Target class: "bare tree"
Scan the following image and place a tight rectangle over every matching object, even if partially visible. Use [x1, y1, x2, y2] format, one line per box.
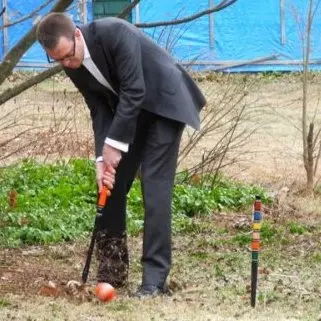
[177, 74, 259, 187]
[296, 0, 321, 194]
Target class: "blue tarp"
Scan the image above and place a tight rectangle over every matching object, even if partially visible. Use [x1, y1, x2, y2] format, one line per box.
[139, 0, 321, 71]
[1, 0, 321, 72]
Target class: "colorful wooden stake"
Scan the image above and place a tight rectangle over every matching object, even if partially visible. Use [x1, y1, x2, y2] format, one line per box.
[251, 196, 262, 307]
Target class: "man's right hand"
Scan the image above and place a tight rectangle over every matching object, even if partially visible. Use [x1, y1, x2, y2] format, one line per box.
[96, 161, 115, 194]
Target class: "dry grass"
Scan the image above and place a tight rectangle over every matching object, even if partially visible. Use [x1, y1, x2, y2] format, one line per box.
[2, 72, 321, 190]
[1, 215, 321, 321]
[0, 295, 311, 321]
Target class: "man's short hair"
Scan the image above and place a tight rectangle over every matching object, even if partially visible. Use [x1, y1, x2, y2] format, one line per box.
[36, 13, 75, 50]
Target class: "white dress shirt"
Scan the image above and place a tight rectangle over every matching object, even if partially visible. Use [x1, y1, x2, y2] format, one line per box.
[80, 31, 129, 161]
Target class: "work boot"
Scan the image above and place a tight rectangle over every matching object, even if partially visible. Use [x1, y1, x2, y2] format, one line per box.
[95, 230, 129, 288]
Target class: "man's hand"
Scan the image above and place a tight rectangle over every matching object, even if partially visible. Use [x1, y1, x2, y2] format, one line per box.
[99, 144, 122, 191]
[103, 144, 122, 169]
[96, 161, 114, 194]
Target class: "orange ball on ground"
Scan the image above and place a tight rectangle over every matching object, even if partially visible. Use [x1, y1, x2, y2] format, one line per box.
[95, 282, 116, 302]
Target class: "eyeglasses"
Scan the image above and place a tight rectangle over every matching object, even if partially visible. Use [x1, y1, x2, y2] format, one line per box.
[46, 37, 76, 64]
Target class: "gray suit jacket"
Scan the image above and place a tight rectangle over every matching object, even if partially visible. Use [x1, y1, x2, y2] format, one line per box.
[64, 17, 206, 157]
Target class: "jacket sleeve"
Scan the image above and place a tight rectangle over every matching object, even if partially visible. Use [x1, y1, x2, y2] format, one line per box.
[65, 70, 114, 158]
[81, 89, 114, 158]
[101, 23, 146, 144]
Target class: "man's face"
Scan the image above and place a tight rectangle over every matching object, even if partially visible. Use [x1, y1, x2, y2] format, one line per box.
[46, 29, 84, 68]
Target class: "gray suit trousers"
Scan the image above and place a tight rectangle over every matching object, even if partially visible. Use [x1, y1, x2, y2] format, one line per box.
[99, 110, 184, 287]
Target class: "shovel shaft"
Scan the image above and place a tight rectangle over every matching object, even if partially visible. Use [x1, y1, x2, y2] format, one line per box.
[82, 186, 109, 284]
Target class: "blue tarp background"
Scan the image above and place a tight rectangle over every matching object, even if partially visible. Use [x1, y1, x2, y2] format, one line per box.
[1, 0, 321, 71]
[0, 0, 91, 66]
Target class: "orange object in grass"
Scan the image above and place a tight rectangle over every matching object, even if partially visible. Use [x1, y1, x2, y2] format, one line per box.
[95, 282, 116, 302]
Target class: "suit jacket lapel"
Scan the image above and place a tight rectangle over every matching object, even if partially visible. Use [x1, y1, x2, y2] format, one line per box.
[79, 24, 118, 93]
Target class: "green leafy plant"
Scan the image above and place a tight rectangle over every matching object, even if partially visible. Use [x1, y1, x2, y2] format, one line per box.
[0, 159, 272, 247]
[260, 221, 281, 243]
[173, 174, 270, 216]
[0, 159, 96, 246]
[288, 221, 308, 235]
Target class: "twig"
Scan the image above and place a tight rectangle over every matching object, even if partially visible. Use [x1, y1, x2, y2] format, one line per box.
[117, 0, 141, 19]
[135, 0, 237, 28]
[0, 0, 54, 30]
[0, 6, 5, 17]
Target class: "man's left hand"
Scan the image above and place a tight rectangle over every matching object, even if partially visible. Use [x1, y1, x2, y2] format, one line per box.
[103, 144, 122, 169]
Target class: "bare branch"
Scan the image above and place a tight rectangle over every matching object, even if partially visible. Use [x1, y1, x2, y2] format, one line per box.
[0, 0, 73, 88]
[313, 128, 321, 149]
[117, 0, 141, 19]
[0, 6, 5, 17]
[135, 0, 237, 28]
[0, 65, 62, 105]
[311, 0, 321, 21]
[0, 0, 54, 30]
[0, 126, 45, 148]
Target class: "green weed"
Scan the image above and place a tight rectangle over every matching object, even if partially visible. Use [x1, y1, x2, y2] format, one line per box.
[0, 298, 10, 308]
[0, 159, 272, 247]
[288, 221, 308, 235]
[312, 252, 321, 262]
[191, 251, 209, 260]
[258, 289, 279, 304]
[260, 222, 281, 243]
[109, 301, 131, 312]
[232, 233, 252, 246]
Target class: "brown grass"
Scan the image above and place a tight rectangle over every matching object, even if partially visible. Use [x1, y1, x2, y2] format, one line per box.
[2, 72, 320, 189]
[1, 218, 320, 321]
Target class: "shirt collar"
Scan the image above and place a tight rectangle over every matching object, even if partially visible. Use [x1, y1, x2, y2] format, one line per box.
[79, 30, 91, 60]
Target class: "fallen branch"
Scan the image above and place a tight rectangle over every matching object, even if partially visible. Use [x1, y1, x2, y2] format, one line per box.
[212, 54, 280, 71]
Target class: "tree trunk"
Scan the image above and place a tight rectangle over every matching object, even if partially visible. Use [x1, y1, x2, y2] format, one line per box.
[302, 0, 314, 195]
[306, 122, 314, 194]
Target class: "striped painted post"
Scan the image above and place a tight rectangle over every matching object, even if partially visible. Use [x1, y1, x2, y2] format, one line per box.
[251, 196, 263, 307]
